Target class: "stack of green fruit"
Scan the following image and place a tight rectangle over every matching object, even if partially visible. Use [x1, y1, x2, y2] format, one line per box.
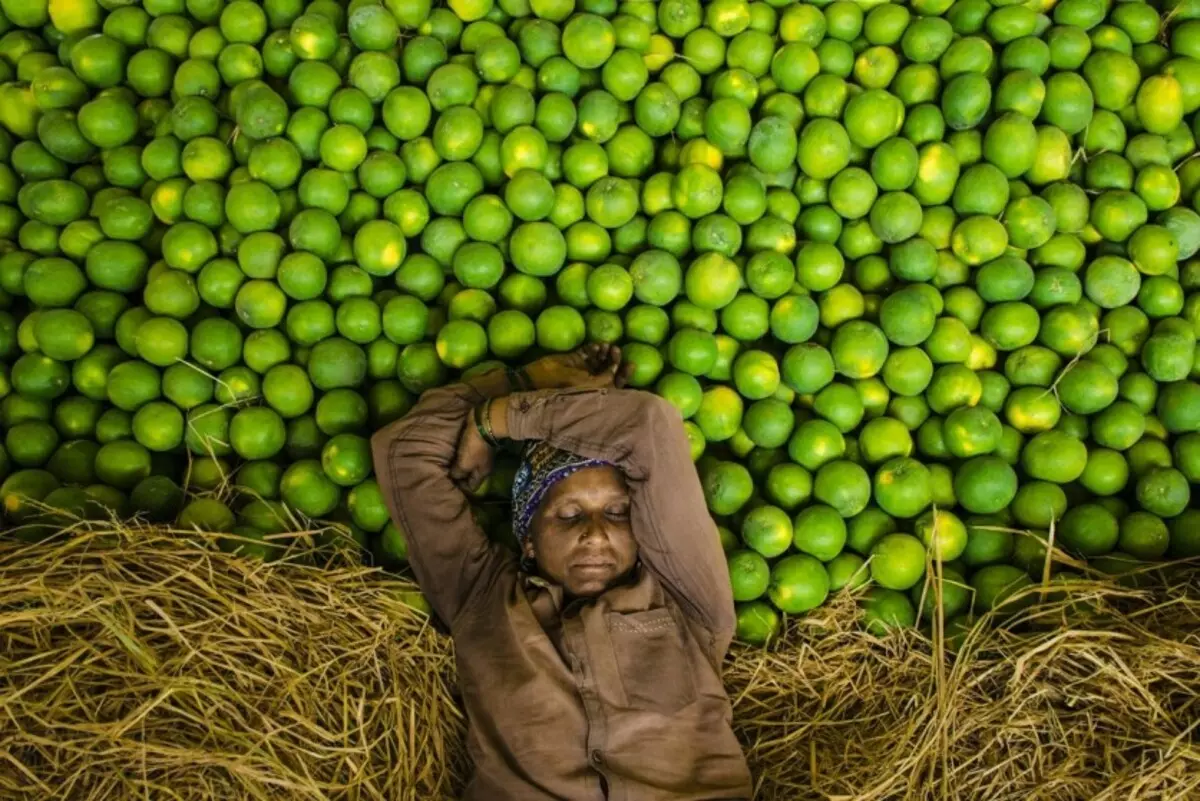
[1, 0, 1199, 641]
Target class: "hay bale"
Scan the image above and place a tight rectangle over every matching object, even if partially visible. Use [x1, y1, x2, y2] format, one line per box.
[728, 577, 1200, 800]
[1, 526, 1198, 801]
[0, 525, 466, 801]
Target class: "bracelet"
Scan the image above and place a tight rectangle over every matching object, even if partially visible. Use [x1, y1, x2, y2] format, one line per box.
[474, 399, 498, 446]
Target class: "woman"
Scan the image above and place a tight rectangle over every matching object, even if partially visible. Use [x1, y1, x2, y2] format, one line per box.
[372, 344, 752, 801]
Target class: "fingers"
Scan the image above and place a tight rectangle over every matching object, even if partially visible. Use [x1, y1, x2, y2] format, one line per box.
[603, 344, 627, 385]
[450, 449, 474, 481]
[451, 459, 488, 492]
[587, 343, 619, 374]
[580, 342, 608, 372]
[605, 344, 622, 375]
[570, 343, 629, 386]
[592, 344, 610, 373]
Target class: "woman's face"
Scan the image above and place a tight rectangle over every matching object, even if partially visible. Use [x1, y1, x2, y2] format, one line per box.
[525, 466, 639, 598]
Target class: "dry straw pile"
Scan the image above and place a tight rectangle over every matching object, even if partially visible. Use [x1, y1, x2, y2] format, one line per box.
[1, 525, 1198, 801]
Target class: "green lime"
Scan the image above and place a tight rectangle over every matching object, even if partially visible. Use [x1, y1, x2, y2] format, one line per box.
[971, 564, 1033, 613]
[1135, 467, 1191, 517]
[281, 459, 341, 517]
[728, 549, 770, 602]
[770, 295, 821, 345]
[743, 399, 794, 449]
[1118, 511, 1170, 560]
[954, 455, 1018, 514]
[535, 306, 585, 352]
[730, 350, 779, 401]
[869, 532, 926, 591]
[695, 386, 744, 443]
[742, 504, 793, 558]
[791, 504, 846, 561]
[229, 407, 286, 460]
[734, 600, 780, 644]
[668, 328, 718, 376]
[1058, 503, 1119, 556]
[813, 459, 870, 517]
[768, 554, 829, 613]
[702, 460, 753, 515]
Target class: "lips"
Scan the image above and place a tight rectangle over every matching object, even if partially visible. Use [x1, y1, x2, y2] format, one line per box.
[571, 559, 616, 574]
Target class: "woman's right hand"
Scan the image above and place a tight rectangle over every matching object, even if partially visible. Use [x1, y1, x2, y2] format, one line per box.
[525, 344, 634, 390]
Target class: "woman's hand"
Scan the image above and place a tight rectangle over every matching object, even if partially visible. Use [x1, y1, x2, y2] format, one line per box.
[450, 414, 493, 493]
[525, 344, 634, 390]
[452, 345, 631, 488]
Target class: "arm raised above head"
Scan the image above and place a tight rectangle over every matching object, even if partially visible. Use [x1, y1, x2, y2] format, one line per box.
[496, 386, 735, 641]
[370, 369, 512, 626]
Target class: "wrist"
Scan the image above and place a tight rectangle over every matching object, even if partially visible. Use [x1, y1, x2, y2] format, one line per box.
[474, 400, 499, 447]
[506, 364, 534, 392]
[522, 361, 553, 390]
[487, 395, 512, 440]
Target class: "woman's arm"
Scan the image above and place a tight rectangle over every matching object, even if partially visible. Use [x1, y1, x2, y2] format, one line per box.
[371, 346, 634, 625]
[492, 388, 736, 640]
[370, 369, 512, 627]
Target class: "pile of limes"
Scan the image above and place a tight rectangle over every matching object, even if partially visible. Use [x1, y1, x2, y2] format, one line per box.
[1, 0, 1199, 640]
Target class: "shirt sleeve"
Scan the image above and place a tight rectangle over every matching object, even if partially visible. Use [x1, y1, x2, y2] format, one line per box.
[370, 369, 513, 627]
[505, 388, 735, 644]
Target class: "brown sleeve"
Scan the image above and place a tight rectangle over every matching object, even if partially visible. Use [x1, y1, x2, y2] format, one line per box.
[506, 388, 736, 645]
[370, 369, 513, 627]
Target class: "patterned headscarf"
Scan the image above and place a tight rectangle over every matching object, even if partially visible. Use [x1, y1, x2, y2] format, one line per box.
[511, 441, 610, 547]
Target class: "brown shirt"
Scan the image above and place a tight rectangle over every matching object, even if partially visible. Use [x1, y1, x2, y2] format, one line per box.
[371, 370, 752, 801]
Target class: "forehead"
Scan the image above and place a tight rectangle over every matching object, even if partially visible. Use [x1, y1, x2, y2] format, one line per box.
[541, 465, 628, 506]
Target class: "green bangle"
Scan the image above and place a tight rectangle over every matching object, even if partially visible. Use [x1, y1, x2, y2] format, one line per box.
[475, 399, 498, 446]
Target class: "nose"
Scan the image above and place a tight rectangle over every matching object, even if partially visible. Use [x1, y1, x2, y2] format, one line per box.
[578, 514, 612, 545]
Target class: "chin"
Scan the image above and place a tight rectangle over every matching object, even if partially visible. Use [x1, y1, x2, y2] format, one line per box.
[566, 579, 612, 598]
[566, 570, 619, 598]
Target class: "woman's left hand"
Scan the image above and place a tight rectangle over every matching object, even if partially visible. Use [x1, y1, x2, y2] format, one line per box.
[450, 413, 494, 492]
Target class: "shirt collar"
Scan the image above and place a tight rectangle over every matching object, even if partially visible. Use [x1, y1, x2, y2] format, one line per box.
[521, 564, 658, 616]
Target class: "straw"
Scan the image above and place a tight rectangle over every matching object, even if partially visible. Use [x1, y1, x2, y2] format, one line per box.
[2, 524, 1197, 801]
[1, 524, 466, 801]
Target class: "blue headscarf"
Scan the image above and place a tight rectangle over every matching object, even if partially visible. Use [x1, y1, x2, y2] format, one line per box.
[511, 441, 609, 547]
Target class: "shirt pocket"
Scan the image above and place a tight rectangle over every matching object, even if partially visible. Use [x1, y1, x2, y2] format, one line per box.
[607, 608, 697, 713]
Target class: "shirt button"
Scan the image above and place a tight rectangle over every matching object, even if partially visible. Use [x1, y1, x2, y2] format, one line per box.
[590, 749, 604, 767]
